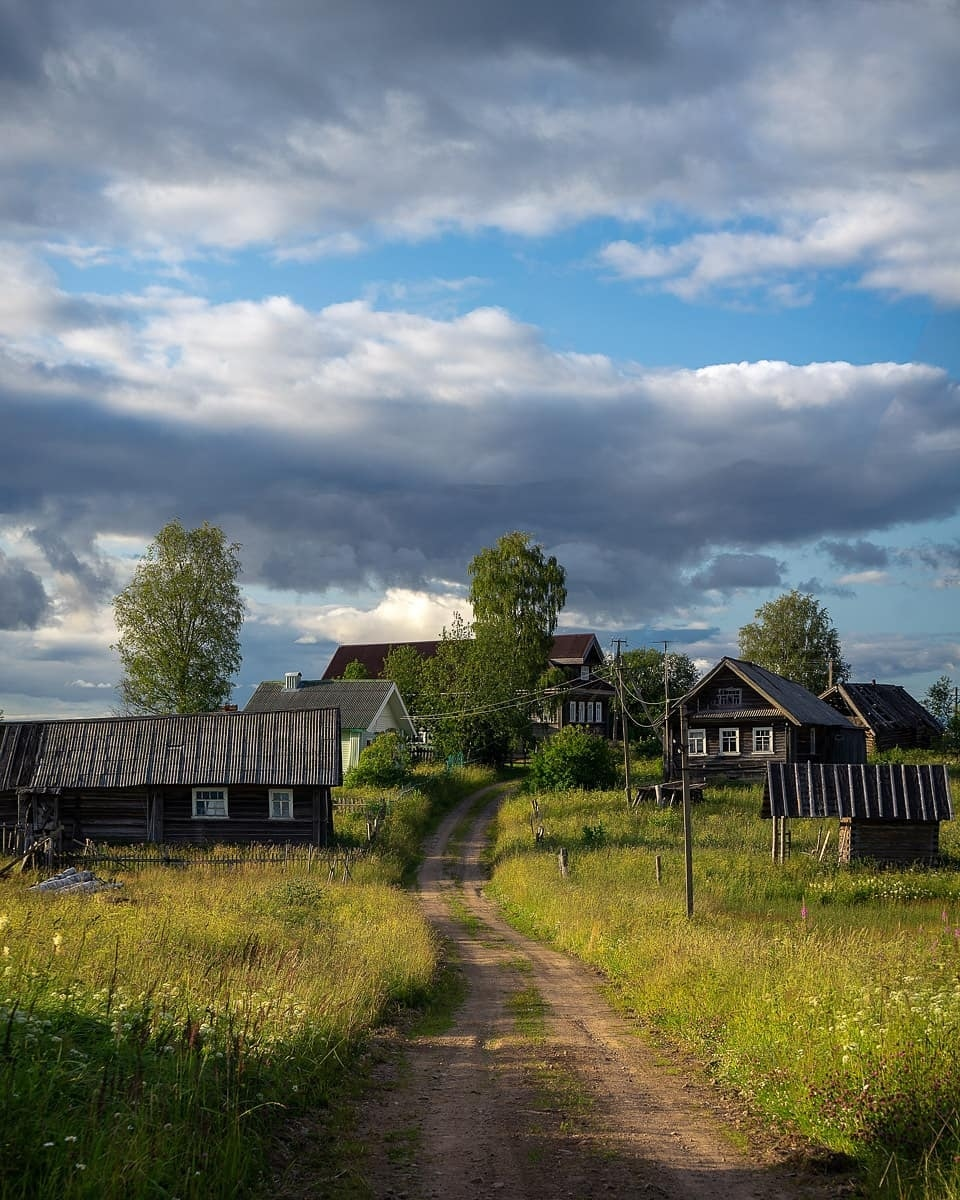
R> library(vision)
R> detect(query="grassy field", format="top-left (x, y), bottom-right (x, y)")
top-left (0, 764), bottom-right (494, 1200)
top-left (485, 757), bottom-right (960, 1199)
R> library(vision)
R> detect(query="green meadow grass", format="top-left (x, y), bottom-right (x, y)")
top-left (486, 762), bottom-right (960, 1199)
top-left (0, 763), bottom-right (496, 1200)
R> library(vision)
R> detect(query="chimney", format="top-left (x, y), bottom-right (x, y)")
top-left (284, 671), bottom-right (302, 691)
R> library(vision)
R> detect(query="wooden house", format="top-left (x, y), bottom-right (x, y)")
top-left (819, 682), bottom-right (942, 755)
top-left (245, 674), bottom-right (415, 771)
top-left (0, 708), bottom-right (341, 852)
top-left (321, 633), bottom-right (615, 740)
top-left (763, 761), bottom-right (953, 865)
top-left (664, 657), bottom-right (866, 781)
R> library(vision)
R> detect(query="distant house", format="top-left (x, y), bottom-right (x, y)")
top-left (0, 708), bottom-right (341, 851)
top-left (763, 761), bottom-right (953, 865)
top-left (819, 682), bottom-right (942, 755)
top-left (539, 633), bottom-right (616, 738)
top-left (665, 657), bottom-right (866, 781)
top-left (245, 673), bottom-right (415, 771)
top-left (321, 633), bottom-right (615, 740)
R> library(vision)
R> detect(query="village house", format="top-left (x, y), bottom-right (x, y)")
top-left (0, 707), bottom-right (341, 853)
top-left (321, 632), bottom-right (616, 740)
top-left (244, 673), bottom-right (415, 771)
top-left (664, 657), bottom-right (866, 781)
top-left (819, 681), bottom-right (942, 755)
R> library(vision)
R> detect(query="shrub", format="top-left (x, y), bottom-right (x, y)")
top-left (343, 731), bottom-right (411, 787)
top-left (526, 725), bottom-right (619, 792)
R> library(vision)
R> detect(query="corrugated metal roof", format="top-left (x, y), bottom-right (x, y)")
top-left (245, 678), bottom-right (413, 732)
top-left (686, 708), bottom-right (780, 722)
top-left (2, 709), bottom-right (342, 790)
top-left (763, 762), bottom-right (953, 821)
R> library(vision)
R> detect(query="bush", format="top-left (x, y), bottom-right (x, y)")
top-left (343, 731), bottom-right (411, 788)
top-left (526, 725), bottom-right (619, 792)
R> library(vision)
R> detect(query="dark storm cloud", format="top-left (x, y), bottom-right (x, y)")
top-left (0, 550), bottom-right (50, 629)
top-left (688, 553), bottom-right (785, 593)
top-left (818, 539), bottom-right (891, 570)
top-left (2, 290), bottom-right (958, 630)
top-left (28, 526), bottom-right (117, 601)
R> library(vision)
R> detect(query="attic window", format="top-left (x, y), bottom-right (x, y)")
top-left (580, 665), bottom-right (590, 680)
top-left (716, 687), bottom-right (742, 708)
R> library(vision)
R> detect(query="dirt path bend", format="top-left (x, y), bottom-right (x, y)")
top-left (352, 786), bottom-right (852, 1200)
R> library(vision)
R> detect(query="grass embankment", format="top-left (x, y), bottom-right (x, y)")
top-left (0, 764), bottom-right (495, 1200)
top-left (485, 760), bottom-right (960, 1199)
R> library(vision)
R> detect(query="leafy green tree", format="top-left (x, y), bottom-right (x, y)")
top-left (614, 646), bottom-right (700, 753)
top-left (340, 658), bottom-right (371, 680)
top-left (113, 520), bottom-right (244, 714)
top-left (738, 590), bottom-right (849, 695)
top-left (924, 675), bottom-right (955, 727)
top-left (526, 725), bottom-right (618, 792)
top-left (469, 530), bottom-right (567, 693)
top-left (466, 530), bottom-right (567, 758)
top-left (382, 644), bottom-right (426, 711)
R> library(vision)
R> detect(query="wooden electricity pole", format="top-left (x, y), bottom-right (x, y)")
top-left (613, 639), bottom-right (632, 806)
top-left (679, 701), bottom-right (694, 918)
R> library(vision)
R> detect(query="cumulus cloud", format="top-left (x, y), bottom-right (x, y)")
top-left (0, 0), bottom-right (956, 304)
top-left (1, 260), bottom-right (958, 634)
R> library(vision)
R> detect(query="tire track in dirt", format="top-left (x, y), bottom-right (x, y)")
top-left (351, 785), bottom-right (853, 1200)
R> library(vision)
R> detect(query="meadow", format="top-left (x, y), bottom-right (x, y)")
top-left (485, 758), bottom-right (960, 1199)
top-left (0, 764), bottom-right (494, 1200)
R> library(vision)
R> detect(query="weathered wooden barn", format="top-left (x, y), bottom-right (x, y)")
top-left (0, 708), bottom-right (341, 852)
top-left (763, 761), bottom-right (954, 865)
top-left (664, 658), bottom-right (866, 781)
top-left (819, 682), bottom-right (943, 755)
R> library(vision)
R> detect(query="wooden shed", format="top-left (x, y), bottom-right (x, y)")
top-left (763, 761), bottom-right (953, 865)
top-left (0, 708), bottom-right (342, 853)
top-left (819, 682), bottom-right (943, 755)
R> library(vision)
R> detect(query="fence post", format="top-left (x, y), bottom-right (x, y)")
top-left (655, 853), bottom-right (662, 884)
top-left (558, 847), bottom-right (569, 877)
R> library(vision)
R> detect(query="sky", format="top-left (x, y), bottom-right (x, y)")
top-left (1, 0), bottom-right (959, 719)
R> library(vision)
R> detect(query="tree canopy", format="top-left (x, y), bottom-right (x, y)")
top-left (924, 675), bottom-right (955, 727)
top-left (113, 520), bottom-right (244, 714)
top-left (737, 590), bottom-right (849, 695)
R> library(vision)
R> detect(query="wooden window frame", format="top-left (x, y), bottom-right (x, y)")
top-left (752, 726), bottom-right (774, 754)
top-left (720, 727), bottom-right (740, 755)
top-left (269, 789), bottom-right (294, 820)
top-left (192, 787), bottom-right (228, 819)
top-left (688, 727), bottom-right (707, 756)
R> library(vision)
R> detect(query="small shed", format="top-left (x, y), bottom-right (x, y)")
top-left (819, 682), bottom-right (943, 755)
top-left (763, 762), bottom-right (954, 865)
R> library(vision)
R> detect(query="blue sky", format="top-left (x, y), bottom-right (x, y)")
top-left (1, 0), bottom-right (958, 718)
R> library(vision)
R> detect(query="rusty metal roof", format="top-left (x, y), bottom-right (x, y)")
top-left (763, 762), bottom-right (953, 821)
top-left (0, 709), bottom-right (342, 791)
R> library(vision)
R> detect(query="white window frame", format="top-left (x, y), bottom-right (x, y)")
top-left (192, 787), bottom-right (228, 819)
top-left (716, 687), bottom-right (742, 708)
top-left (578, 700), bottom-right (586, 723)
top-left (568, 700), bottom-right (577, 723)
top-left (580, 665), bottom-right (590, 680)
top-left (688, 727), bottom-right (706, 756)
top-left (752, 726), bottom-right (774, 754)
top-left (269, 789), bottom-right (294, 820)
top-left (720, 728), bottom-right (740, 755)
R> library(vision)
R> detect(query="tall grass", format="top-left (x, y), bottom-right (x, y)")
top-left (486, 766), bottom-right (960, 1198)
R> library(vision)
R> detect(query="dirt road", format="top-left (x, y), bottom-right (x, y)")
top-left (336, 786), bottom-right (854, 1199)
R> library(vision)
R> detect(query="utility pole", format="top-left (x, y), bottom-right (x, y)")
top-left (679, 701), bottom-right (694, 918)
top-left (663, 641), bottom-right (671, 780)
top-left (613, 639), bottom-right (631, 806)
